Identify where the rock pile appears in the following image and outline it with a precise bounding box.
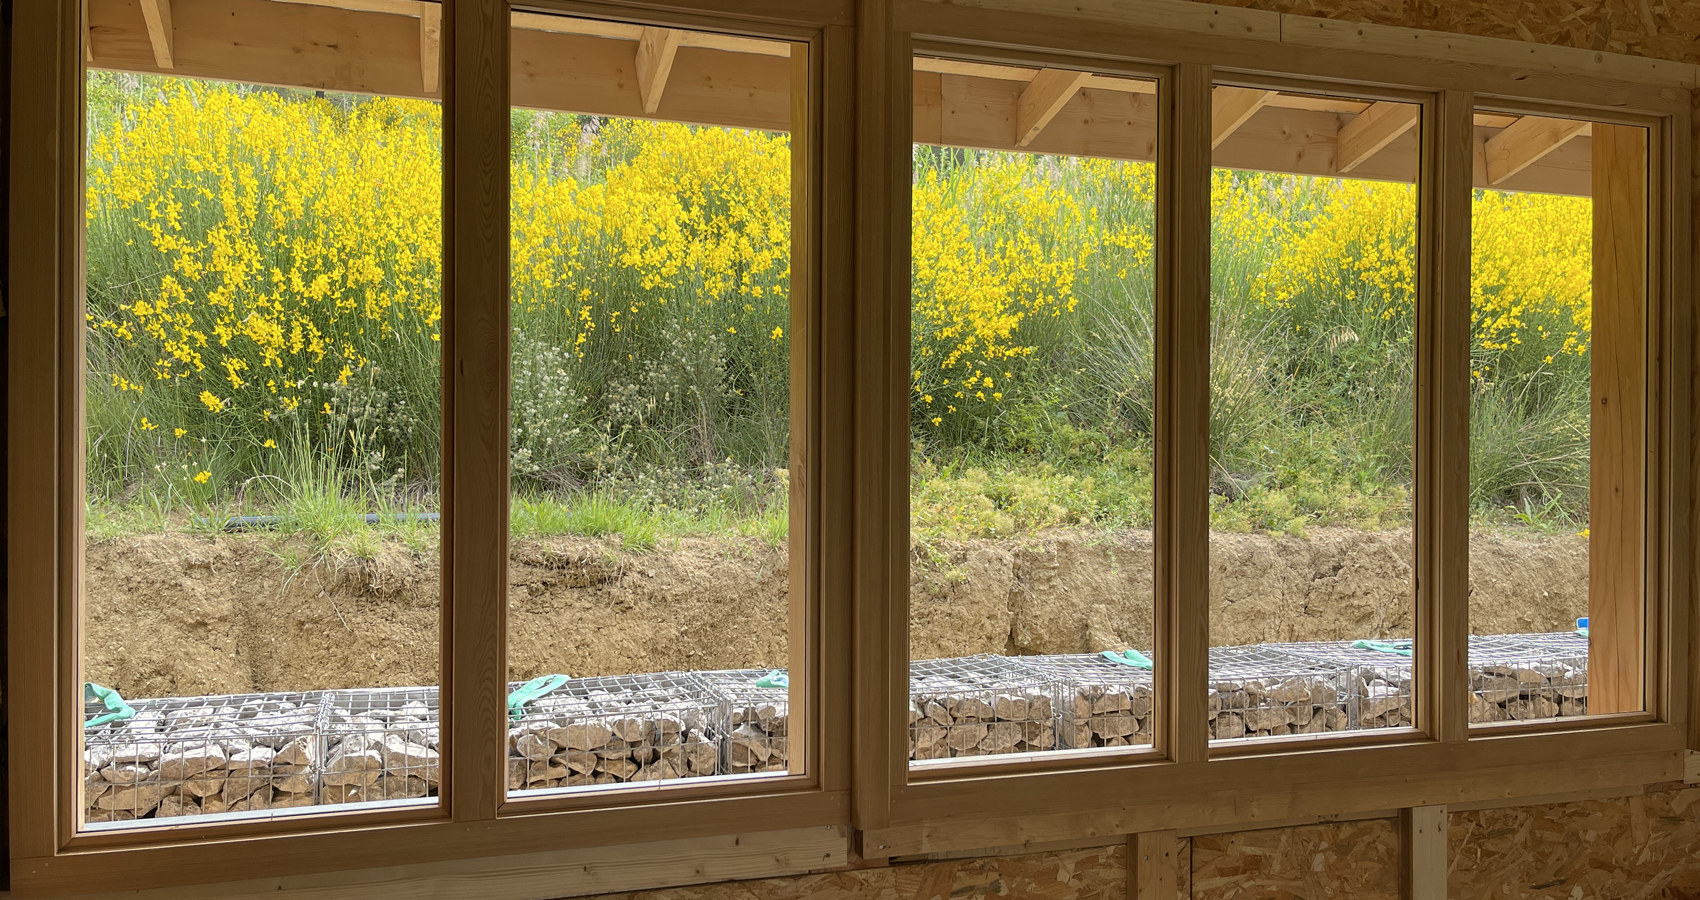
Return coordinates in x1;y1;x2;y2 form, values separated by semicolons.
1026;656;1155;749
1468;634;1588;722
320;692;441;804
81;634;1598;825
507;673;720;791
909;656;1057;760
1207;647;1349;740
700;670;790;775
83;692;324;823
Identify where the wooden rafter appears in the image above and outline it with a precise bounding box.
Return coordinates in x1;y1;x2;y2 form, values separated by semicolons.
1211;86;1276;149
84;0;1591;197
419;2;440;94
636;27;684;115
1484;115;1592;185
1336;101;1420;173
1015;69;1091;147
138;0;174;68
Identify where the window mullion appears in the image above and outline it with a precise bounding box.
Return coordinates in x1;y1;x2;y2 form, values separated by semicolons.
1156;61;1212;764
1416;88;1473;743
444;0;512;823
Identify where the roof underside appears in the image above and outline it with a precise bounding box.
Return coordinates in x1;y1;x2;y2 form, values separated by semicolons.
90;0;1595;197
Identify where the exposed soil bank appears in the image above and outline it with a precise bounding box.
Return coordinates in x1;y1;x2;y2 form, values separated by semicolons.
84;526;1587;698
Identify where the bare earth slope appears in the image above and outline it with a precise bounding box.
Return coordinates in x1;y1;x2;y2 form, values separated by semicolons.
84;526;1585;697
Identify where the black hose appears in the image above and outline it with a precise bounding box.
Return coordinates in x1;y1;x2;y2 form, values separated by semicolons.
206;512;441;532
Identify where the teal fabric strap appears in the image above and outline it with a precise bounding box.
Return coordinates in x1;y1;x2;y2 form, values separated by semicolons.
1100;649;1154;670
507;673;570;722
1351;639;1414;657
84;682;136;729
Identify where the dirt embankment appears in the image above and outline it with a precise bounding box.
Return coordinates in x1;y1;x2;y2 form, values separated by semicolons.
83;527;1587;698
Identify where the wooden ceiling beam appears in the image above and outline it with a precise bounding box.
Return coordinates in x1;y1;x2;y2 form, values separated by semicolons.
1016;68;1091;147
1484;115;1592;185
636;27;683;115
1335;101;1420;173
419;2;439;94
1212;86;1277;149
86;0;1588;197
138;0;173;68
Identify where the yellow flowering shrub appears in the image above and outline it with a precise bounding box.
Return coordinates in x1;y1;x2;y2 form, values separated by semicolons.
86;80;442;483
1470;189;1592;365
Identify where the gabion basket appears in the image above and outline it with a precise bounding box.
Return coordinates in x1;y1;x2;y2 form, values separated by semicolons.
909;655;1058;761
83;690;324;823
698;669;791;775
1468;632;1589;722
1026;654;1154;750
321;686;440;806
1208;645;1348;740
1270;640;1415;730
507;672;720;792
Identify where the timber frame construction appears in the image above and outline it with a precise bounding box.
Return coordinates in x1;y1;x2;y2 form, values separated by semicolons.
7;0;1699;897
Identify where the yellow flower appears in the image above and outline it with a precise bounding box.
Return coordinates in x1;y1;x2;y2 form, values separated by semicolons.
771;326;783;340
262;438;277;448
198;391;225;413
139;417;158;431
174;428;187;438
193;470;211;483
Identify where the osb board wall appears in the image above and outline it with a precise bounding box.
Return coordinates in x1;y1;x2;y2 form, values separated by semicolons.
1449;784;1700;898
593;845;1130;900
585;787;1700;900
1190;819;1399;899
1189;0;1700;65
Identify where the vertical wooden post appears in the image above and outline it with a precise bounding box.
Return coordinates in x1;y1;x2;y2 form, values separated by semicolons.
816;25;856;795
786;38;811;779
1589;123;1647;715
1128;830;1179;900
852;0;908;844
1417;90;1473;742
1156;62;1212;763
443;0;510;823
1401;805;1448;900
9;0;79;861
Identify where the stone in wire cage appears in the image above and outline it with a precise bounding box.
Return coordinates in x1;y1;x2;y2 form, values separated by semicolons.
507;671;720;791
1208;645;1348;740
698;669;790;775
83;690;325;823
1468;632;1589;722
1267;640;1414;730
321;687;441;805
909;655;1058;761
1027;654;1154;749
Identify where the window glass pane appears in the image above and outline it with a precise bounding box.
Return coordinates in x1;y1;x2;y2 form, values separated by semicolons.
505;13;803;795
1467;112;1646;723
909;60;1159;765
82;4;444;826
1208;89;1420;744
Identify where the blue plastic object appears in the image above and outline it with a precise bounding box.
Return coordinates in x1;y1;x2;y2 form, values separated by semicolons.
1351;639;1414;657
507;673;570;722
84;682;136;728
1100;648;1154;670
755;669;789;688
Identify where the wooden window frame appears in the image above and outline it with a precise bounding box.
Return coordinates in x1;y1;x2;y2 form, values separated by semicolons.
857;0;1691;859
6;0;1693;896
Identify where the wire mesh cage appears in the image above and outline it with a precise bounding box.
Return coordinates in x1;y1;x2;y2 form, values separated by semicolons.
1268;640;1414;731
320;686;441;806
909;655;1059;761
82;690;324;823
1468;632;1589;722
1208;645;1349;740
506;672;720;792
698;669;791;775
1025;654;1154;750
